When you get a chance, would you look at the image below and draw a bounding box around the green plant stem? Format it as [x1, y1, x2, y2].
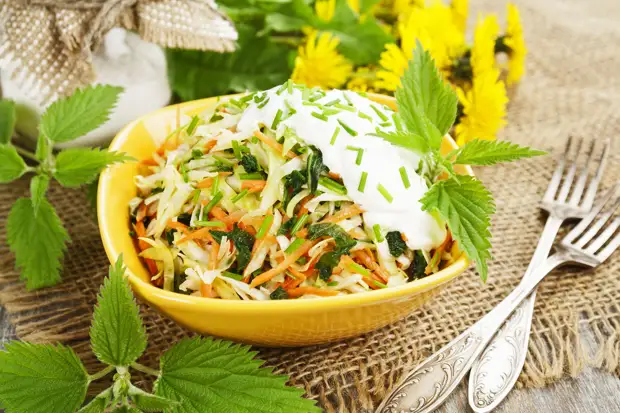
[88, 365, 115, 382]
[15, 146, 39, 163]
[131, 362, 160, 377]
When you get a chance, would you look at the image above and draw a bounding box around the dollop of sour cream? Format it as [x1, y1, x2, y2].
[236, 86, 446, 251]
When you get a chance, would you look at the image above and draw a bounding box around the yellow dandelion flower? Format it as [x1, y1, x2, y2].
[503, 3, 527, 85]
[315, 0, 336, 22]
[455, 69, 508, 145]
[347, 0, 361, 14]
[471, 14, 499, 76]
[292, 32, 353, 89]
[346, 67, 376, 92]
[376, 2, 465, 91]
[391, 0, 424, 18]
[450, 0, 468, 33]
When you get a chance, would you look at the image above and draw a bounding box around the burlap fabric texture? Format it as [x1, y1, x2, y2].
[0, 0, 238, 105]
[1, 0, 619, 411]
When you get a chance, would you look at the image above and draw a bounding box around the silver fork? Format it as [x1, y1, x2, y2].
[376, 183, 620, 413]
[468, 138, 610, 412]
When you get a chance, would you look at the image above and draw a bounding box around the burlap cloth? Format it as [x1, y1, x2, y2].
[0, 0, 619, 411]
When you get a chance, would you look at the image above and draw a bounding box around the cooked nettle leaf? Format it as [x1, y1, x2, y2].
[0, 99, 16, 144]
[386, 231, 407, 257]
[452, 139, 547, 165]
[306, 146, 328, 194]
[53, 148, 133, 188]
[308, 223, 357, 280]
[283, 169, 306, 208]
[407, 251, 428, 281]
[0, 144, 29, 183]
[270, 286, 289, 300]
[211, 224, 256, 271]
[240, 153, 261, 173]
[154, 337, 320, 413]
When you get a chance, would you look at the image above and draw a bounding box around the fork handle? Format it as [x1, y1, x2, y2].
[375, 253, 566, 413]
[468, 216, 564, 413]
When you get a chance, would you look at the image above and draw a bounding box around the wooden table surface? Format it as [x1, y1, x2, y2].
[1, 306, 619, 412]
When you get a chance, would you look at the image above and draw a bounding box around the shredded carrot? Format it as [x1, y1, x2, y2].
[197, 178, 214, 189]
[250, 240, 316, 288]
[209, 206, 230, 222]
[136, 203, 147, 222]
[241, 180, 267, 192]
[297, 195, 314, 217]
[200, 282, 213, 297]
[354, 249, 389, 282]
[204, 140, 217, 152]
[177, 227, 214, 244]
[287, 287, 338, 298]
[133, 221, 152, 251]
[284, 267, 308, 289]
[328, 171, 341, 180]
[321, 204, 364, 224]
[253, 130, 296, 158]
[166, 219, 191, 235]
[361, 276, 381, 290]
[294, 228, 308, 239]
[401, 233, 408, 242]
[209, 241, 219, 270]
[425, 233, 452, 274]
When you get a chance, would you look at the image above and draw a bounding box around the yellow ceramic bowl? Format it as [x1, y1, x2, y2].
[98, 94, 473, 347]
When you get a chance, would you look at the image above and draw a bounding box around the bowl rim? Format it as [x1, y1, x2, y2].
[98, 93, 473, 314]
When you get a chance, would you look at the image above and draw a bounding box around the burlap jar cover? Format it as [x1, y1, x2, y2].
[0, 0, 619, 412]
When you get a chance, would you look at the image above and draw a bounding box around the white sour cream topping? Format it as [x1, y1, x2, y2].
[236, 86, 446, 250]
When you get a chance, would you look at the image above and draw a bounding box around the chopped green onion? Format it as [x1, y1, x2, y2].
[191, 149, 203, 159]
[186, 116, 200, 135]
[302, 87, 310, 100]
[358, 171, 368, 192]
[209, 113, 223, 123]
[319, 177, 348, 195]
[358, 111, 373, 121]
[231, 140, 242, 158]
[212, 155, 234, 165]
[192, 189, 201, 204]
[251, 136, 259, 144]
[311, 112, 328, 121]
[347, 261, 371, 277]
[379, 121, 392, 128]
[287, 80, 294, 94]
[239, 93, 255, 103]
[286, 270, 298, 280]
[271, 109, 283, 129]
[399, 166, 411, 189]
[373, 224, 384, 242]
[338, 120, 358, 136]
[285, 237, 306, 254]
[377, 183, 393, 203]
[231, 189, 249, 203]
[327, 281, 338, 287]
[324, 98, 340, 106]
[239, 172, 265, 180]
[276, 83, 287, 95]
[344, 93, 354, 105]
[330, 127, 341, 145]
[256, 214, 274, 239]
[358, 91, 368, 98]
[345, 145, 364, 165]
[180, 163, 189, 182]
[195, 220, 226, 228]
[303, 101, 323, 107]
[370, 104, 388, 121]
[257, 97, 270, 108]
[222, 271, 244, 281]
[204, 192, 223, 215]
[322, 108, 340, 116]
[284, 100, 297, 116]
[372, 279, 387, 288]
[290, 213, 309, 235]
[392, 113, 403, 130]
[334, 103, 355, 112]
[309, 92, 324, 102]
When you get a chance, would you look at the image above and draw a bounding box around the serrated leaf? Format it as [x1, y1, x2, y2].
[53, 148, 132, 188]
[77, 388, 113, 413]
[420, 175, 495, 281]
[35, 135, 51, 162]
[0, 99, 16, 144]
[372, 130, 429, 154]
[0, 341, 88, 413]
[167, 26, 290, 100]
[396, 42, 458, 141]
[128, 385, 178, 412]
[7, 198, 69, 289]
[154, 337, 320, 413]
[453, 139, 547, 166]
[435, 155, 458, 180]
[0, 144, 28, 183]
[30, 174, 50, 216]
[40, 85, 123, 143]
[111, 407, 142, 413]
[90, 256, 147, 366]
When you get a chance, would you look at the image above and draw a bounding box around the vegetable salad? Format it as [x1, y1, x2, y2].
[130, 82, 460, 300]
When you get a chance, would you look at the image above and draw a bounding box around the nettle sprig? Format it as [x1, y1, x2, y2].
[0, 256, 319, 413]
[0, 86, 132, 290]
[376, 42, 545, 281]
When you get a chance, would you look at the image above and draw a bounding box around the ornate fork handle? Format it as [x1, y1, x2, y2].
[376, 253, 567, 413]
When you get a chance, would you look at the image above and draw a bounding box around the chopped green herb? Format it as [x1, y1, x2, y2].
[285, 237, 306, 254]
[290, 213, 309, 235]
[358, 171, 368, 192]
[186, 116, 200, 135]
[211, 224, 255, 271]
[239, 172, 265, 180]
[222, 271, 244, 281]
[195, 220, 226, 228]
[392, 113, 403, 131]
[256, 214, 274, 239]
[318, 176, 347, 195]
[327, 281, 338, 287]
[343, 94, 354, 106]
[386, 231, 407, 257]
[240, 153, 260, 173]
[192, 189, 201, 204]
[231, 140, 242, 158]
[231, 189, 249, 203]
[270, 286, 289, 300]
[322, 108, 340, 116]
[330, 127, 340, 145]
[209, 113, 223, 123]
[276, 83, 287, 95]
[346, 261, 371, 277]
[338, 120, 357, 136]
[203, 192, 223, 215]
[377, 183, 393, 203]
[373, 224, 384, 242]
[212, 174, 220, 193]
[287, 80, 294, 94]
[180, 163, 189, 183]
[311, 112, 328, 122]
[358, 111, 373, 122]
[370, 104, 388, 121]
[399, 166, 411, 189]
[379, 121, 392, 128]
[324, 99, 340, 106]
[271, 109, 283, 129]
[191, 149, 203, 159]
[257, 97, 270, 108]
[334, 103, 355, 112]
[372, 279, 387, 288]
[212, 155, 235, 166]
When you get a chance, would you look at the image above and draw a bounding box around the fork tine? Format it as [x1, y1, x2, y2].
[581, 139, 611, 209]
[557, 137, 582, 203]
[543, 136, 571, 203]
[574, 196, 620, 248]
[564, 183, 620, 245]
[588, 217, 620, 254]
[597, 232, 620, 262]
[568, 140, 596, 206]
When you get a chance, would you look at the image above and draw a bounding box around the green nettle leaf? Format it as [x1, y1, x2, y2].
[40, 85, 123, 143]
[0, 144, 28, 183]
[372, 130, 429, 154]
[7, 198, 69, 289]
[30, 174, 50, 216]
[53, 148, 132, 188]
[77, 388, 113, 413]
[0, 99, 16, 144]
[396, 42, 458, 141]
[0, 342, 89, 413]
[453, 139, 547, 166]
[128, 384, 178, 412]
[90, 256, 148, 367]
[167, 26, 290, 100]
[111, 407, 142, 413]
[420, 175, 495, 281]
[154, 337, 321, 413]
[36, 135, 51, 162]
